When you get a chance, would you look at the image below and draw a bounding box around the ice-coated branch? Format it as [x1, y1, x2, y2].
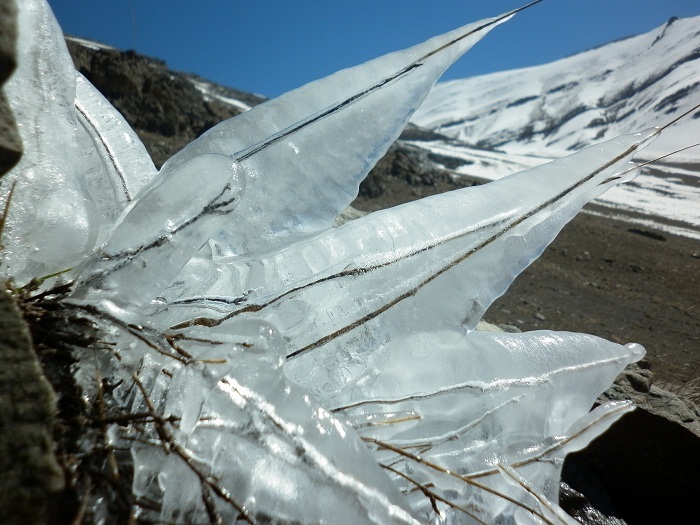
[155, 4, 541, 258]
[159, 129, 653, 397]
[73, 72, 158, 207]
[71, 154, 246, 307]
[130, 373, 255, 524]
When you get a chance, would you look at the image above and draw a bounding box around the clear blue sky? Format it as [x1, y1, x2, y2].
[49, 1, 699, 99]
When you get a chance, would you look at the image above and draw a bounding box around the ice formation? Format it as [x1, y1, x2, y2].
[3, 1, 654, 523]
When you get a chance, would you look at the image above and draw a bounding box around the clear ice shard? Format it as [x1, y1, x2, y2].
[2, 0, 95, 282]
[157, 9, 516, 258]
[4, 1, 653, 523]
[2, 0, 158, 284]
[160, 129, 653, 396]
[72, 153, 245, 307]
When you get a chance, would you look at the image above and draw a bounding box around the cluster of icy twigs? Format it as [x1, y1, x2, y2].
[5, 0, 693, 523]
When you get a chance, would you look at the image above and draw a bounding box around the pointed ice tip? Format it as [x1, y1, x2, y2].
[159, 1, 542, 259]
[509, 0, 546, 17]
[624, 342, 646, 362]
[468, 0, 544, 37]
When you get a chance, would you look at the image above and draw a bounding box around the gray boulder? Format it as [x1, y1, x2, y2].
[0, 0, 21, 175]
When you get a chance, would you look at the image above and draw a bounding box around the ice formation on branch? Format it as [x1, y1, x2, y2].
[3, 1, 653, 523]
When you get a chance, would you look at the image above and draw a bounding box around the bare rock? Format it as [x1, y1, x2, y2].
[0, 287, 65, 525]
[0, 0, 22, 175]
[559, 482, 627, 525]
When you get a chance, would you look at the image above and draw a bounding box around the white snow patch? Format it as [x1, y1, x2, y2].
[189, 79, 253, 112]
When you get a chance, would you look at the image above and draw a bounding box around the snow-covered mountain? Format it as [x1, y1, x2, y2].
[413, 16, 700, 159]
[410, 15, 700, 239]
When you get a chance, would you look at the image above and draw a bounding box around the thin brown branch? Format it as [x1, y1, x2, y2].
[364, 436, 554, 524]
[381, 463, 489, 524]
[131, 373, 255, 524]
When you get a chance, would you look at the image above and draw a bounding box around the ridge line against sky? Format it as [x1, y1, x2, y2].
[51, 1, 699, 99]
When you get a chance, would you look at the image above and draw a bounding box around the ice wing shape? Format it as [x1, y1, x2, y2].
[328, 329, 643, 522]
[2, 1, 158, 283]
[160, 129, 655, 394]
[156, 8, 526, 257]
[74, 72, 158, 235]
[2, 0, 95, 282]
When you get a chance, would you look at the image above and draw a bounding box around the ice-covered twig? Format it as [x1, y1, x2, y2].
[496, 463, 577, 525]
[364, 436, 553, 523]
[131, 373, 255, 524]
[6, 0, 684, 523]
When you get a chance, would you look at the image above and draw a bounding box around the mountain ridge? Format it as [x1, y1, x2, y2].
[412, 15, 700, 160]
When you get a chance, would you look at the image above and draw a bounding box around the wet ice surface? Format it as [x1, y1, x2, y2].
[72, 153, 246, 307]
[4, 1, 650, 523]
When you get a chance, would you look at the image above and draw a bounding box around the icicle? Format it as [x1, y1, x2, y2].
[157, 6, 531, 257]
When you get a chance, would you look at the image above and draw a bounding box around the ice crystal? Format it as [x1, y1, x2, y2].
[3, 1, 656, 523]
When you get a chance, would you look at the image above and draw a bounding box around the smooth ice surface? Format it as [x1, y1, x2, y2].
[5, 1, 652, 523]
[72, 153, 245, 307]
[158, 10, 514, 258]
[2, 0, 94, 282]
[2, 0, 158, 284]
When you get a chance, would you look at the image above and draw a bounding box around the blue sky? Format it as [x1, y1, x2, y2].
[50, 1, 699, 99]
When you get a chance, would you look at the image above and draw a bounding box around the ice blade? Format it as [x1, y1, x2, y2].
[158, 9, 521, 257]
[2, 0, 97, 282]
[160, 129, 655, 394]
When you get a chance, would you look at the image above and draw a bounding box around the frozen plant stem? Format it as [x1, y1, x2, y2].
[131, 373, 254, 524]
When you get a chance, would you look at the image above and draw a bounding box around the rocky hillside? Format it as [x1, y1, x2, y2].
[66, 37, 266, 168]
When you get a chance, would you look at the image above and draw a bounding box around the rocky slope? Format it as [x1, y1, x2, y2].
[66, 36, 266, 168]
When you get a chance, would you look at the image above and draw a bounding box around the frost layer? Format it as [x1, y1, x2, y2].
[3, 1, 651, 523]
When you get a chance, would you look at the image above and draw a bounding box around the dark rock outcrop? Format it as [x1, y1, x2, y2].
[0, 289, 65, 525]
[66, 38, 266, 168]
[0, 0, 21, 175]
[563, 362, 700, 524]
[354, 142, 481, 212]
